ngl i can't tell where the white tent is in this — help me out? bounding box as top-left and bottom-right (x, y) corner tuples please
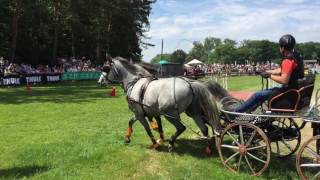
(183, 63), (192, 69)
(186, 59), (204, 65)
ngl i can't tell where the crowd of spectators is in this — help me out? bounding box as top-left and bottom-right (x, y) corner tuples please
(2, 55), (319, 77)
(306, 62), (320, 74)
(186, 62), (280, 76)
(186, 61), (320, 76)
(188, 63), (279, 75)
(0, 56), (102, 76)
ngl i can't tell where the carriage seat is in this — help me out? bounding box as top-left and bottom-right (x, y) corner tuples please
(268, 73), (315, 112)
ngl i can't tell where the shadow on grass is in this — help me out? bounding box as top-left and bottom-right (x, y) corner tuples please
(0, 166), (49, 178)
(151, 138), (218, 159)
(263, 156), (298, 179)
(153, 138), (300, 179)
(0, 81), (123, 104)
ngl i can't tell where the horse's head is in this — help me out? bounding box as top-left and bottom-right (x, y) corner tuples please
(103, 58), (122, 83)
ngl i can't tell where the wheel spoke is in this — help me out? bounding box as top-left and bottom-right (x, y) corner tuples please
(225, 152), (240, 163)
(275, 141), (280, 154)
(237, 155), (243, 172)
(239, 125), (244, 144)
(247, 152), (267, 164)
(305, 146), (320, 159)
(280, 140), (293, 152)
(247, 145), (267, 151)
(245, 155), (255, 174)
(246, 130), (257, 146)
(226, 131), (240, 146)
(300, 163), (320, 167)
(221, 144), (239, 150)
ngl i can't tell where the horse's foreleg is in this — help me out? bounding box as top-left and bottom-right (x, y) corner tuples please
(165, 116), (186, 152)
(124, 115), (137, 144)
(139, 117), (160, 150)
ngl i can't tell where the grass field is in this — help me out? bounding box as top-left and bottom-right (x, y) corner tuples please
(0, 75), (319, 180)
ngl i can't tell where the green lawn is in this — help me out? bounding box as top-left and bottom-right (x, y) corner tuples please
(0, 76), (319, 179)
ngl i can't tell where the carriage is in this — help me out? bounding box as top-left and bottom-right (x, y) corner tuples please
(216, 73), (320, 179)
(105, 57), (319, 179)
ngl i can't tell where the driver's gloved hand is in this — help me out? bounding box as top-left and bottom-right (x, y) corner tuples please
(260, 72), (271, 78)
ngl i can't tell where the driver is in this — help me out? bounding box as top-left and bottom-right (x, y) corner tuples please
(233, 34), (304, 112)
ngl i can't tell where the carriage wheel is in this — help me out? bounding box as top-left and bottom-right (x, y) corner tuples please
(269, 118), (301, 158)
(296, 135), (320, 180)
(217, 122), (271, 176)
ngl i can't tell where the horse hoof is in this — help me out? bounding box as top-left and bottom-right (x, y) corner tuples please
(157, 139), (164, 145)
(168, 144), (175, 152)
(124, 137), (131, 144)
(150, 143), (160, 150)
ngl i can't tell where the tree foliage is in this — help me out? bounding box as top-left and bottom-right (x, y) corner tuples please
(170, 49), (187, 64)
(150, 53), (171, 64)
(161, 37), (320, 65)
(0, 0), (156, 65)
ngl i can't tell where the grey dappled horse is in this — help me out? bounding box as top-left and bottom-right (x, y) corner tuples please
(106, 57), (221, 151)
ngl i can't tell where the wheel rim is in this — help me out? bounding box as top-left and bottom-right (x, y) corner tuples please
(269, 118), (301, 158)
(296, 135), (320, 180)
(217, 123), (271, 176)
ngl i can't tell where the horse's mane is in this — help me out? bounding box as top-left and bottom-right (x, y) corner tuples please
(114, 57), (153, 77)
(204, 80), (230, 100)
(138, 62), (158, 75)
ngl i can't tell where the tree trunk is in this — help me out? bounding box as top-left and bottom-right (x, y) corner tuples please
(52, 0), (60, 66)
(106, 15), (112, 53)
(10, 0), (22, 62)
(52, 22), (58, 66)
(71, 31), (75, 57)
(96, 30), (100, 63)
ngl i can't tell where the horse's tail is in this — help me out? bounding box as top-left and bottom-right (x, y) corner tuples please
(189, 81), (221, 129)
(203, 80), (230, 101)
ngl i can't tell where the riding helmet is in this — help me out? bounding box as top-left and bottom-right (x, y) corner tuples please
(279, 34), (296, 50)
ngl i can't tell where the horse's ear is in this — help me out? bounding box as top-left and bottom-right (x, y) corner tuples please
(106, 52), (113, 64)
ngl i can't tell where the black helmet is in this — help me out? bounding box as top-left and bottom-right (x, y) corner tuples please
(279, 34), (296, 50)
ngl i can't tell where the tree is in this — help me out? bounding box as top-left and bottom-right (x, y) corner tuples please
(170, 49), (187, 64)
(204, 37), (222, 51)
(212, 43), (236, 64)
(203, 37), (222, 63)
(296, 42), (320, 59)
(10, 0), (23, 62)
(48, 0), (69, 66)
(150, 53), (171, 64)
(0, 0), (156, 65)
(186, 41), (205, 62)
(0, 0), (10, 57)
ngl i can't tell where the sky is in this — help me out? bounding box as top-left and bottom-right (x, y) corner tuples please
(141, 0), (320, 62)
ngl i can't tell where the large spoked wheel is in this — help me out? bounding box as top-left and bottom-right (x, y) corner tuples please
(296, 135), (320, 180)
(217, 122), (271, 176)
(268, 118), (301, 158)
